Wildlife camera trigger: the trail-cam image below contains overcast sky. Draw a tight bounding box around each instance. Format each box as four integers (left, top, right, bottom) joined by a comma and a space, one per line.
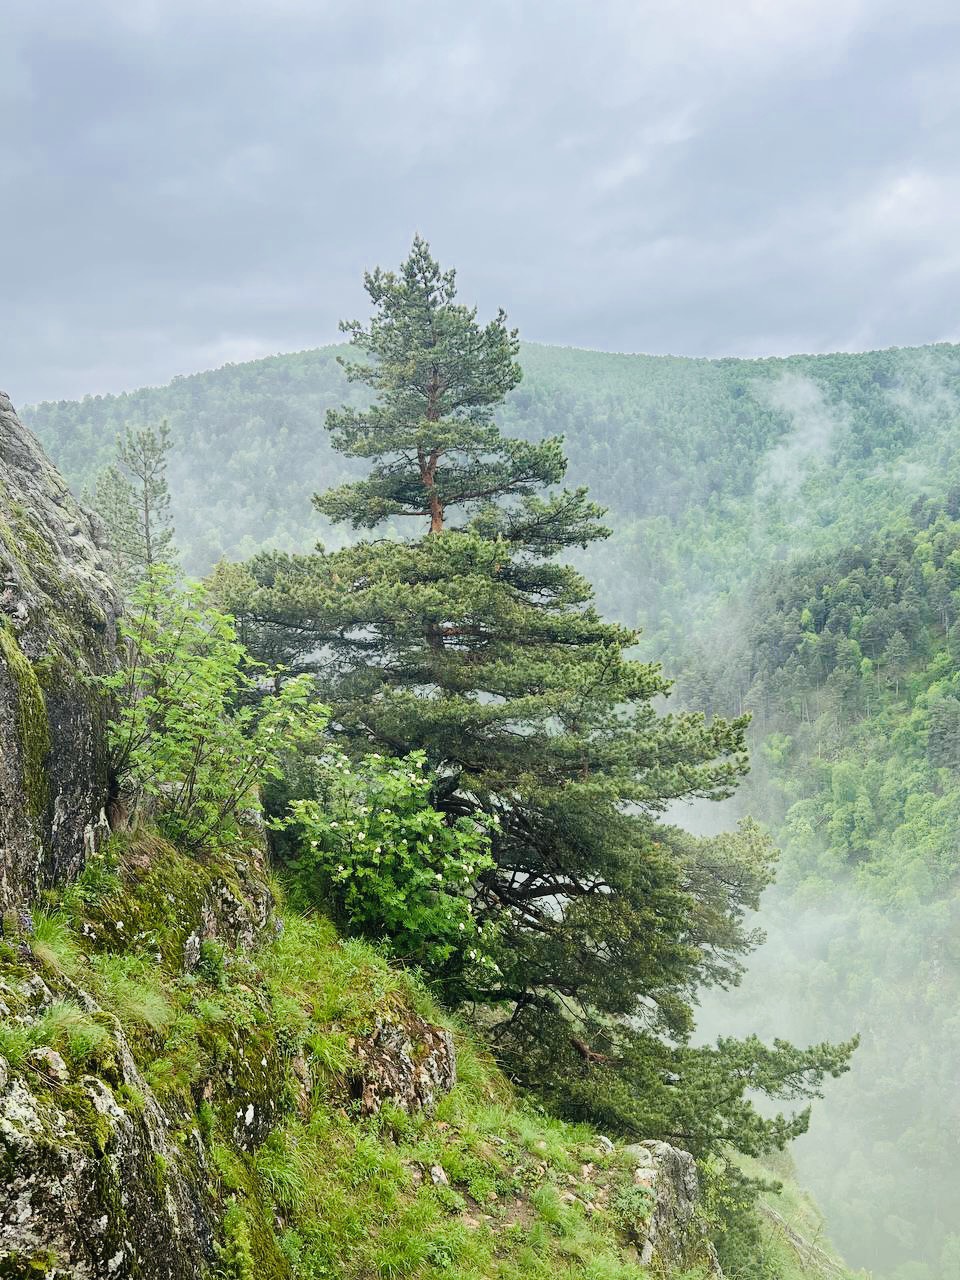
3, 0, 960, 405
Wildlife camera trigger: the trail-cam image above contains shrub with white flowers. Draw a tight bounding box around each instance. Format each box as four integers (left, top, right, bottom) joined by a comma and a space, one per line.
280, 748, 498, 983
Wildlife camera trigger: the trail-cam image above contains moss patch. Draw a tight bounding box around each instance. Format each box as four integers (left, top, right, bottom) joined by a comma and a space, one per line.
0, 493, 108, 675
0, 622, 50, 822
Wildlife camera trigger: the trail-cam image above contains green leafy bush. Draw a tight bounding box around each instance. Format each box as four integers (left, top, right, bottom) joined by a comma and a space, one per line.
280, 748, 497, 986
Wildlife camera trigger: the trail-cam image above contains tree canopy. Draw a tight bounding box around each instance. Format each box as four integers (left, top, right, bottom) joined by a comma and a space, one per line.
215, 238, 851, 1161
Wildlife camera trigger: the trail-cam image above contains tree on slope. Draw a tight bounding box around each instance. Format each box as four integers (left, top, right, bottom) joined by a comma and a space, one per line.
215, 237, 854, 1152
93, 421, 177, 592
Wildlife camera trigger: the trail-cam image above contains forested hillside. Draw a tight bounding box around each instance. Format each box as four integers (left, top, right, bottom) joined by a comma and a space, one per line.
683, 506, 960, 1277
25, 341, 960, 616
24, 338, 960, 1280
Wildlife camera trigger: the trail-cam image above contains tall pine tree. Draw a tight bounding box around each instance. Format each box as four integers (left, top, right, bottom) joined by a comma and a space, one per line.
217, 238, 853, 1150
221, 235, 748, 1015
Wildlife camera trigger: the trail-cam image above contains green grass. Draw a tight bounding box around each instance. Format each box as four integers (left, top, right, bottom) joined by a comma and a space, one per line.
29, 909, 82, 975
88, 952, 177, 1033
0, 830, 671, 1278
0, 998, 111, 1070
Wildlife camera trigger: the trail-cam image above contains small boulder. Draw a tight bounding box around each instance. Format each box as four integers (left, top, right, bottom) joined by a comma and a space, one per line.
352, 1012, 456, 1116
619, 1140, 721, 1277
25, 1046, 70, 1082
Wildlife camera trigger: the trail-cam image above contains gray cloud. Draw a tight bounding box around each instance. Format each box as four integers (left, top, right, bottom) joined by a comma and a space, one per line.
3, 0, 960, 403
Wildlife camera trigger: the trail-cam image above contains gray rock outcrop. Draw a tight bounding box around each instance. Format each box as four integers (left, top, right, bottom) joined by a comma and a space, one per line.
351, 1012, 457, 1116
0, 1021, 215, 1279
0, 392, 119, 907
623, 1139, 722, 1276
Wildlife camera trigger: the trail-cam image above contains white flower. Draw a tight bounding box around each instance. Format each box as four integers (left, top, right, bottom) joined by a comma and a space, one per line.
435, 873, 443, 881
428, 834, 434, 843
458, 922, 465, 930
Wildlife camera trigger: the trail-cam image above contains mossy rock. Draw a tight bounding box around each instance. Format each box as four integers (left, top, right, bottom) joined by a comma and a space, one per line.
0, 624, 50, 823
0, 392, 119, 909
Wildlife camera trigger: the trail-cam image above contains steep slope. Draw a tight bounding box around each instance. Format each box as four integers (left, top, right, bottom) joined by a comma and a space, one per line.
2, 827, 723, 1280
0, 396, 724, 1279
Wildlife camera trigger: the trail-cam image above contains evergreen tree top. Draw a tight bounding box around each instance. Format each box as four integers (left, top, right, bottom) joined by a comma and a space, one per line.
316, 235, 607, 547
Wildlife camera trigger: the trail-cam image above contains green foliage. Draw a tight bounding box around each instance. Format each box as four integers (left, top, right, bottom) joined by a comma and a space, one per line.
32, 275, 960, 1275
92, 420, 177, 592
29, 910, 82, 976
500, 999, 854, 1164
215, 1202, 255, 1280
29, 339, 960, 605
6, 833, 690, 1280
58, 843, 122, 908
216, 242, 851, 1181
688, 506, 960, 894
680, 502, 960, 1275
317, 233, 530, 536
101, 565, 326, 850
703, 1152, 858, 1280
217, 243, 751, 1048
0, 999, 110, 1070
608, 1181, 654, 1229
196, 939, 228, 987
87, 952, 177, 1039
0, 1247, 60, 1277
675, 818, 779, 989
279, 746, 496, 988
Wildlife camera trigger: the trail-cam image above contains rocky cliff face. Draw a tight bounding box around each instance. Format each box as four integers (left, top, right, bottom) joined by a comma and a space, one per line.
0, 392, 118, 908
0, 837, 280, 1278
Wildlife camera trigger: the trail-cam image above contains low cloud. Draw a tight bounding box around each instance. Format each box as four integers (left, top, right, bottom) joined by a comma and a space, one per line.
754, 373, 846, 495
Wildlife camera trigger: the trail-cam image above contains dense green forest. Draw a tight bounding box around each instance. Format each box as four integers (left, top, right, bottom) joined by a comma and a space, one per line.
24, 336, 960, 1280
683, 506, 960, 1276
27, 341, 960, 606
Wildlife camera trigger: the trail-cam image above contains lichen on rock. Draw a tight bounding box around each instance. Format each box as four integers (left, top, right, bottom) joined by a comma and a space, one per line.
350, 1011, 456, 1116
620, 1139, 722, 1276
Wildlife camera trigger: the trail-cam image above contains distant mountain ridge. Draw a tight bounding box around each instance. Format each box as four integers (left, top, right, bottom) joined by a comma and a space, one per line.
24, 338, 960, 589
23, 339, 960, 645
